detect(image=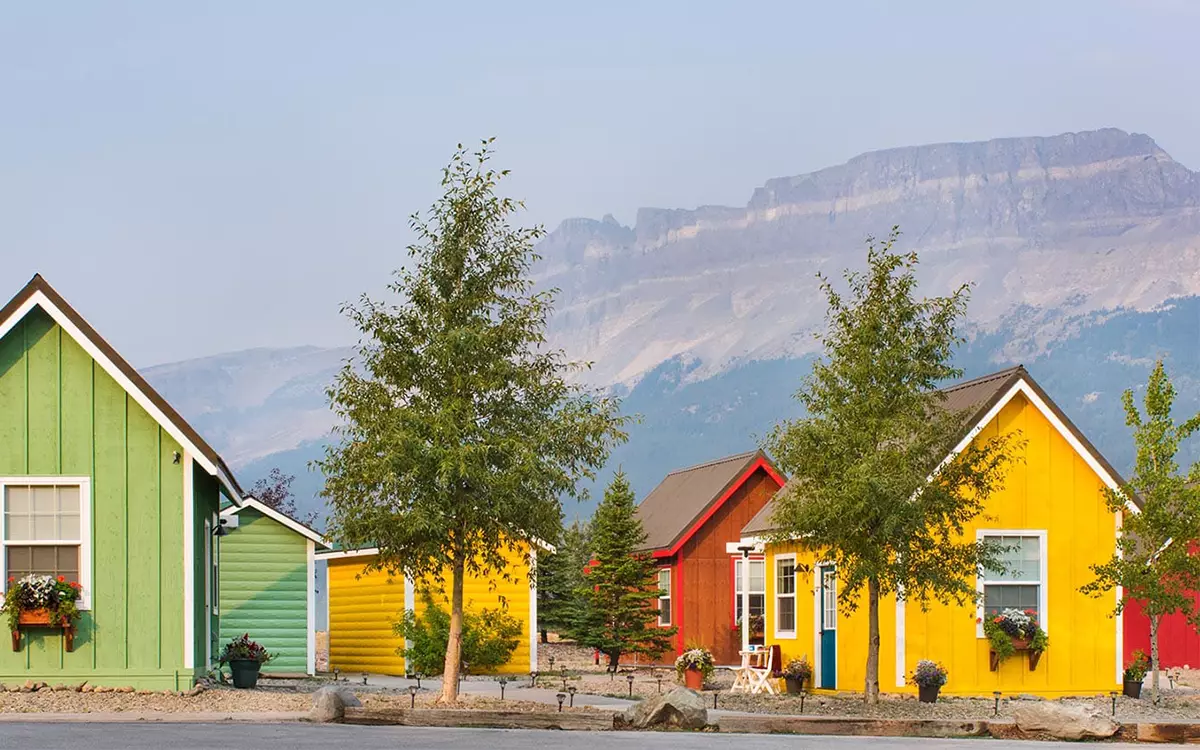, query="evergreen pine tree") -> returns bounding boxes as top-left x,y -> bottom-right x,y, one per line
537,521 -> 591,642
574,472 -> 675,667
